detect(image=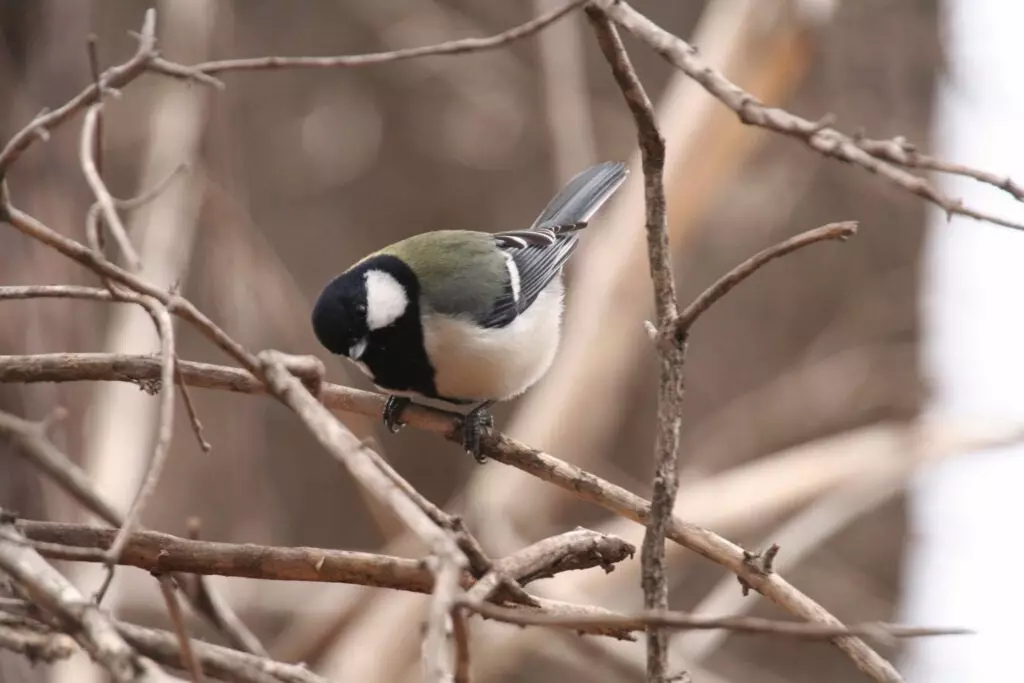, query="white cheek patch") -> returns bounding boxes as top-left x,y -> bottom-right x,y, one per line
364,269 -> 408,330
504,252 -> 521,303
